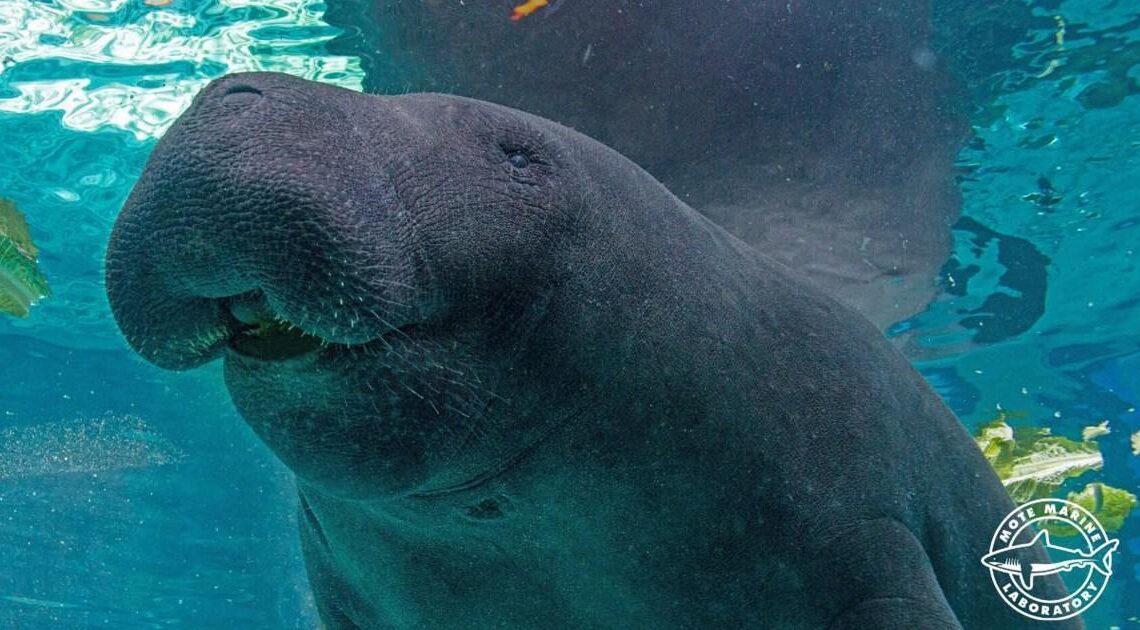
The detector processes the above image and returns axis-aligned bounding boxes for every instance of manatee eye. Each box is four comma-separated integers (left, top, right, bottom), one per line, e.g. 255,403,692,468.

506,151,530,169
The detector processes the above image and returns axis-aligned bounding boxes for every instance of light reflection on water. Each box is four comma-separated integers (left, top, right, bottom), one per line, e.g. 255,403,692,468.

0,0,363,139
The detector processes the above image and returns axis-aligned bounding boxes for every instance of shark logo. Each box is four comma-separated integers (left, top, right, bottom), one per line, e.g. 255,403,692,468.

983,497,1120,621
981,529,1118,590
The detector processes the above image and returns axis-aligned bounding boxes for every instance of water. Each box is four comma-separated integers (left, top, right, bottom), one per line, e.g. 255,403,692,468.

1,0,1137,627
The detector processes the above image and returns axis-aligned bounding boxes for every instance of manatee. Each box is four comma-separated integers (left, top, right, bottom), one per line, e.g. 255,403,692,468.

327,0,967,329
106,72,1076,629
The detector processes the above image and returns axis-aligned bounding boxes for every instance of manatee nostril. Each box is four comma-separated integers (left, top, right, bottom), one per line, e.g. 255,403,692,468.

221,84,263,107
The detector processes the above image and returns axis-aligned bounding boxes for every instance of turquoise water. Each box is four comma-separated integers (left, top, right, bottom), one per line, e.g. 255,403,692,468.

0,0,1137,627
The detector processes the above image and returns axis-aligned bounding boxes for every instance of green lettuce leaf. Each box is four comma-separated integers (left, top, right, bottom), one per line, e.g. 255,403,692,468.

974,413,1103,503
0,198,50,317
1043,483,1137,536
974,413,1134,533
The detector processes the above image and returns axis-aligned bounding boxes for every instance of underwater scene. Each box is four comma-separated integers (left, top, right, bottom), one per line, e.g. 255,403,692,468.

0,0,1138,628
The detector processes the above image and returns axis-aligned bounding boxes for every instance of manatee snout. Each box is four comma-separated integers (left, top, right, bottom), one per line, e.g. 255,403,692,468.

106,73,425,370
105,73,585,496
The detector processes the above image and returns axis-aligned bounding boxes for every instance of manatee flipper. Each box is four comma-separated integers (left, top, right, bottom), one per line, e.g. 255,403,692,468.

822,518,962,630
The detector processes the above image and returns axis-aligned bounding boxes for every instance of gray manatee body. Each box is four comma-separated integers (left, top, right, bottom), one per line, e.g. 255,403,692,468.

330,0,966,329
105,73,1075,629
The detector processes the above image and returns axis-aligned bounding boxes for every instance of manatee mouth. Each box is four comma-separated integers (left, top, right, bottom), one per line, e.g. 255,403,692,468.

222,291,325,361
228,318,326,361
217,290,418,363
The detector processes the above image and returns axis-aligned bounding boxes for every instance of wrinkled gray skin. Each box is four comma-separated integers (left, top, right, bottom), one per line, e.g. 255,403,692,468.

106,73,1076,629
334,0,966,330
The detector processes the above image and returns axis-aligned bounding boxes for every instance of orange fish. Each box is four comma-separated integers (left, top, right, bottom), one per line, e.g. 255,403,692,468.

510,0,548,21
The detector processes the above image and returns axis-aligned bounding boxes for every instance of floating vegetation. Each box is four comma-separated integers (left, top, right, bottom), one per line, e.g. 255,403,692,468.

1080,420,1110,441
0,197,49,317
1043,483,1137,536
975,411,1103,502
975,411,1136,533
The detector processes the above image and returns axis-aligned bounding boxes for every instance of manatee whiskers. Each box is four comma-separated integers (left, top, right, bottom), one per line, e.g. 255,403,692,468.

352,330,498,426
160,322,230,359
368,312,415,342
397,344,499,459
351,338,496,467
371,278,417,292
